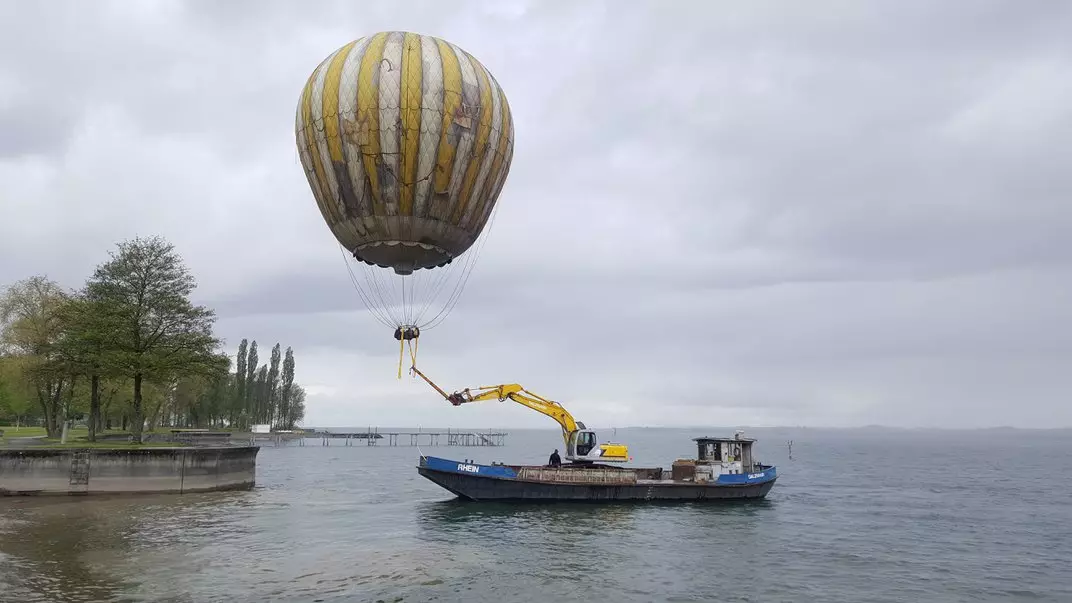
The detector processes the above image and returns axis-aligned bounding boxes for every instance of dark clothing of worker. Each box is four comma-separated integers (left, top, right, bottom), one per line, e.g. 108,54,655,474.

548,449,561,467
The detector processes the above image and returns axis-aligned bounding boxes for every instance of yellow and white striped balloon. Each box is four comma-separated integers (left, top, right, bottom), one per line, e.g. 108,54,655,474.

296,31,514,275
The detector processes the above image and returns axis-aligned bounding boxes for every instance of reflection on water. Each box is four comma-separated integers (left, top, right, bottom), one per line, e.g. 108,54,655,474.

3,498,166,602
417,497,774,532
1,493,258,603
2,428,1071,602
414,497,778,589
418,498,643,526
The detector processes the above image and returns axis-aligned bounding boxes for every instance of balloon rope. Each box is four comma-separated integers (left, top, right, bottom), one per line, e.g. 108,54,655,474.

397,336,406,380
408,337,419,373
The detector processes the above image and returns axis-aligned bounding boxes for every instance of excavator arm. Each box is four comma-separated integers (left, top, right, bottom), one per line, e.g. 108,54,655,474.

411,367,578,446
449,384,579,447
410,366,629,463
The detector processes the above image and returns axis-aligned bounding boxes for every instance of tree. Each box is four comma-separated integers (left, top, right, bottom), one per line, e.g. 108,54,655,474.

53,292,121,441
0,354,36,425
284,383,306,429
244,340,258,423
266,343,281,425
173,376,205,427
253,364,268,419
0,276,71,437
199,370,233,427
279,346,295,429
233,338,247,425
95,376,127,432
86,236,223,442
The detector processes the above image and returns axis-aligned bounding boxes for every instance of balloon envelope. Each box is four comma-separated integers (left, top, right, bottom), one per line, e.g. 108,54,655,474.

296,31,515,275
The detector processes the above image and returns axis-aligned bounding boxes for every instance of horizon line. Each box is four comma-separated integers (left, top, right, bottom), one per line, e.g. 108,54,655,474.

296,424,1072,432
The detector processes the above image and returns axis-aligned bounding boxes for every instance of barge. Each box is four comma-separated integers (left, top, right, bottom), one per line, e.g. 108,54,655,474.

417,433,777,502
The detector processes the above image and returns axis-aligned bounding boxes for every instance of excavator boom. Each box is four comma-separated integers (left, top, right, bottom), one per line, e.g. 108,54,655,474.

410,366,629,463
412,369,577,445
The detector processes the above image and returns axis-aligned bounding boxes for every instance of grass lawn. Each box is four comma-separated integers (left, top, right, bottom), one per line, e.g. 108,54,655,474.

1,426,177,437
0,425,48,437
2,425,190,449
34,439,185,449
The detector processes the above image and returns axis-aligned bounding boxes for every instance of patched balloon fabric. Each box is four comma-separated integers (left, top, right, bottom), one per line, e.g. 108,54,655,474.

296,31,514,277
295,31,515,374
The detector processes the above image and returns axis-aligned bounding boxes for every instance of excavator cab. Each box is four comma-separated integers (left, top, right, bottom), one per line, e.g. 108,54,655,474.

565,423,629,463
574,430,596,456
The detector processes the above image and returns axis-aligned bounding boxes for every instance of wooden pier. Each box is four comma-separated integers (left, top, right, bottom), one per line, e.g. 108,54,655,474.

248,428,507,447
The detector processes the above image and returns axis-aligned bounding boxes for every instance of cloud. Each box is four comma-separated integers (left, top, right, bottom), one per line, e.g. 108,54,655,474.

2,0,1071,429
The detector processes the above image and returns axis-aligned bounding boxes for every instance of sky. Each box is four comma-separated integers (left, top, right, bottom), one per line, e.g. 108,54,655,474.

2,0,1071,430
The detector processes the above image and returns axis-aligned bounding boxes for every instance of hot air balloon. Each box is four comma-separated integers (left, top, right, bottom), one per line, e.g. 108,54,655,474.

295,31,514,374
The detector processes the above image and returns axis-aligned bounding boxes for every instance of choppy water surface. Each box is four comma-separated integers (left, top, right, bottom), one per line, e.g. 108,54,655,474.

2,427,1070,602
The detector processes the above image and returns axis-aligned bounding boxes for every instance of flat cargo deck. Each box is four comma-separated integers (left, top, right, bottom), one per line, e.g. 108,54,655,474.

416,456,777,502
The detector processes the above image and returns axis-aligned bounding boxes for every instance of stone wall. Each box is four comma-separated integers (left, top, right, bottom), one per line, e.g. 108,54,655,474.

0,447,259,496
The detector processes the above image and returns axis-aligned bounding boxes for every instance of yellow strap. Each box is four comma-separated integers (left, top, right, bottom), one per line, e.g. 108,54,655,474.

397,333,420,378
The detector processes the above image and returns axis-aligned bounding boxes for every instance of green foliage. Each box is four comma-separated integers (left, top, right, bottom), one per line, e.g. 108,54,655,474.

234,338,248,423
0,276,73,436
85,236,224,442
52,292,124,440
286,383,307,428
1,235,310,437
87,236,224,378
221,339,305,430
244,340,258,410
0,276,69,356
0,354,37,423
280,346,295,428
267,343,281,425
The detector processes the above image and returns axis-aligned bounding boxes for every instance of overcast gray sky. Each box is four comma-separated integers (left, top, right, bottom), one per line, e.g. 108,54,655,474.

2,1,1070,429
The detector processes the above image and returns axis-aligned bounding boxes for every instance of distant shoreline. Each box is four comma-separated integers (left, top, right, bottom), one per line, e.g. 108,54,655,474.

299,425,1072,432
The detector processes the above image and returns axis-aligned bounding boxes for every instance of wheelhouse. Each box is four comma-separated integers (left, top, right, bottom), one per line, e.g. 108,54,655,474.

694,434,757,472
671,431,767,482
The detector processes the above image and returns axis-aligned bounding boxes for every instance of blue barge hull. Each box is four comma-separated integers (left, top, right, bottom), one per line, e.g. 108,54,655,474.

417,456,778,502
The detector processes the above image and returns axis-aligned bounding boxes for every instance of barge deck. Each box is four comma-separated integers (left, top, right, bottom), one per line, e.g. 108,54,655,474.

417,434,778,502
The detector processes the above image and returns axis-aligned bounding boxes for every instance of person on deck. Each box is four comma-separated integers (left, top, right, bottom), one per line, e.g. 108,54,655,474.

548,449,561,467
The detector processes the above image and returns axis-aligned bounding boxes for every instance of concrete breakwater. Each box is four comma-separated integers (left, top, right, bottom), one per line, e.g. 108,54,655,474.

0,447,259,496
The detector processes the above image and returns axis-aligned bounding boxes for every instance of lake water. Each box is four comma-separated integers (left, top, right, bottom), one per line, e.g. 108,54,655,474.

1,427,1070,602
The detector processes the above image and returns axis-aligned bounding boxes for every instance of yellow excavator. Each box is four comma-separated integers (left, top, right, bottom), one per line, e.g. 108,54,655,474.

411,367,630,464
